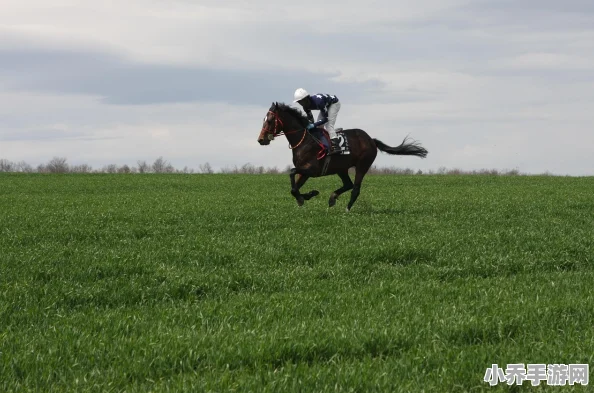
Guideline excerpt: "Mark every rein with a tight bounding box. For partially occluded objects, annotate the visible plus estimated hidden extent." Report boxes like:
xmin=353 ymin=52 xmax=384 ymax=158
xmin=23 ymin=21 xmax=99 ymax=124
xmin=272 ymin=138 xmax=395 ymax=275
xmin=263 ymin=110 xmax=308 ymax=149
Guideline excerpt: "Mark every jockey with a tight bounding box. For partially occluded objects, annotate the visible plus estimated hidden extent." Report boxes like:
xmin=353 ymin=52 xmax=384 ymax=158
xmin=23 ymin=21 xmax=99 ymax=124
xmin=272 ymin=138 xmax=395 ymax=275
xmin=293 ymin=88 xmax=342 ymax=155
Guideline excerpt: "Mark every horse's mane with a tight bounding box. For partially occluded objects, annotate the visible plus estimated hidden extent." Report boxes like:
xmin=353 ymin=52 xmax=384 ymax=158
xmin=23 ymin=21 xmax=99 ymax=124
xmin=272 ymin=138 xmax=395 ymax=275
xmin=273 ymin=102 xmax=309 ymax=127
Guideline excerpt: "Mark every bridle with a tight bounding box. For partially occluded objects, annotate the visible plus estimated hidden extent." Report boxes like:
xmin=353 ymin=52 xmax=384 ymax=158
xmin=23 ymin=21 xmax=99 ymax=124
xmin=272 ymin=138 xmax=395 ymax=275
xmin=261 ymin=110 xmax=307 ymax=150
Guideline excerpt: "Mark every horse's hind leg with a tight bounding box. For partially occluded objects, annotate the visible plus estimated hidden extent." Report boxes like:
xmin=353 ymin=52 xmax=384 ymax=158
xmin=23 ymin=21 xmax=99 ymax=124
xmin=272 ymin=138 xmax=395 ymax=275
xmin=329 ymin=170 xmax=354 ymax=208
xmin=347 ymin=164 xmax=371 ymax=212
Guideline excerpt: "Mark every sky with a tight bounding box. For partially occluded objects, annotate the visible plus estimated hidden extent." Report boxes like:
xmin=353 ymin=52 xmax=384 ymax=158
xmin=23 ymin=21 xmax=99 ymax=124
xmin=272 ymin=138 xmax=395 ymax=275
xmin=1 ymin=0 xmax=593 ymax=175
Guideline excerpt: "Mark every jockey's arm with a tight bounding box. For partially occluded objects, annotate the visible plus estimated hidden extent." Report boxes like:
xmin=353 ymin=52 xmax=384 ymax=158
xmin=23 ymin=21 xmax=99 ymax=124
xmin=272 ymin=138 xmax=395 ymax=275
xmin=313 ymin=108 xmax=329 ymax=127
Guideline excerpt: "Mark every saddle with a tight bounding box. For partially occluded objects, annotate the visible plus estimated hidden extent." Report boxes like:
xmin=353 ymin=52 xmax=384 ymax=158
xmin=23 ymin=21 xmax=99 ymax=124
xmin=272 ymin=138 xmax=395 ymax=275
xmin=310 ymin=128 xmax=350 ymax=159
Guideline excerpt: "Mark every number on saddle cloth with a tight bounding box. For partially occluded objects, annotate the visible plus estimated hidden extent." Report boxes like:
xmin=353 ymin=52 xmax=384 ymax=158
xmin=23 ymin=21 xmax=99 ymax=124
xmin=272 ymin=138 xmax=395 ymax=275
xmin=335 ymin=129 xmax=350 ymax=155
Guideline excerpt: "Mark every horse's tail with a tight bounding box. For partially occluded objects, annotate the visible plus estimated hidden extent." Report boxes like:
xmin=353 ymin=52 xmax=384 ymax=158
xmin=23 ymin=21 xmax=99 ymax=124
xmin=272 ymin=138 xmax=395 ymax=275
xmin=373 ymin=136 xmax=428 ymax=158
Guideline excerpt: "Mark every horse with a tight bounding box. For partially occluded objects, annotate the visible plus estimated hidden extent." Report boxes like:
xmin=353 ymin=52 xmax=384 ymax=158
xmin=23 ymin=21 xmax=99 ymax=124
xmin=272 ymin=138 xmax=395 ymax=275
xmin=257 ymin=102 xmax=428 ymax=211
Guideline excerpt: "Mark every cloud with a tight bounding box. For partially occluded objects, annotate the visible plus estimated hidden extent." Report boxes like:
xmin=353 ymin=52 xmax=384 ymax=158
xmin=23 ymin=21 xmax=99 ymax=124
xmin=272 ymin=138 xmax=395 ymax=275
xmin=0 ymin=0 xmax=593 ymax=175
xmin=465 ymin=0 xmax=594 ymax=14
xmin=0 ymin=127 xmax=111 ymax=142
xmin=0 ymin=47 xmax=391 ymax=106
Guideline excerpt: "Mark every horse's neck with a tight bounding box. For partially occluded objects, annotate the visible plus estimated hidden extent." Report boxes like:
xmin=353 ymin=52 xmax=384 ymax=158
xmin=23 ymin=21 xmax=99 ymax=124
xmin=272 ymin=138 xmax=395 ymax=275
xmin=281 ymin=115 xmax=306 ymax=145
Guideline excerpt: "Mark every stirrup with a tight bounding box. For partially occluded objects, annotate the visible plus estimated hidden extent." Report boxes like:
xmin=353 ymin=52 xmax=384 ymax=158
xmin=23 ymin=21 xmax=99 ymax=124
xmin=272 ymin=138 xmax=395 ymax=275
xmin=328 ymin=138 xmax=341 ymax=154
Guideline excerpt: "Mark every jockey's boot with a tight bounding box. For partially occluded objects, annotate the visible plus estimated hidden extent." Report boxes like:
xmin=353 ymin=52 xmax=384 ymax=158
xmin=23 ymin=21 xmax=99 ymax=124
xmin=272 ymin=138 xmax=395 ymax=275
xmin=328 ymin=137 xmax=342 ymax=155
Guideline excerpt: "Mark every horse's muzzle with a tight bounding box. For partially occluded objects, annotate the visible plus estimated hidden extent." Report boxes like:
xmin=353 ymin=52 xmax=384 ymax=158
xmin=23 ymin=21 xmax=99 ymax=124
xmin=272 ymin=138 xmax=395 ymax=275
xmin=258 ymin=138 xmax=270 ymax=146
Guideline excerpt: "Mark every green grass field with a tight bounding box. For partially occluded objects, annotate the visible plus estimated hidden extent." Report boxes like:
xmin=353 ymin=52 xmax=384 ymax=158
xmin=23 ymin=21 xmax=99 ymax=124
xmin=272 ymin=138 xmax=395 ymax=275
xmin=1 ymin=174 xmax=593 ymax=392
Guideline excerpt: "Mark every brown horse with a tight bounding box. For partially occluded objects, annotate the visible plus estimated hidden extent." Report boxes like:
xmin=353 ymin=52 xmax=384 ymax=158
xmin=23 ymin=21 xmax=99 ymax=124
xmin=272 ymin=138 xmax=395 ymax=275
xmin=257 ymin=102 xmax=428 ymax=211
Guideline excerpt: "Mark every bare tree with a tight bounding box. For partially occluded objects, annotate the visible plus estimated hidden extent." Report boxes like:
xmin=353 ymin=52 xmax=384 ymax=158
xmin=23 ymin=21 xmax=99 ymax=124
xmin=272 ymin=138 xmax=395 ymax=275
xmin=241 ymin=163 xmax=256 ymax=174
xmin=152 ymin=157 xmax=166 ymax=173
xmin=0 ymin=156 xmax=533 ymax=175
xmin=118 ymin=164 xmax=131 ymax=174
xmin=71 ymin=164 xmax=93 ymax=173
xmin=152 ymin=157 xmax=174 ymax=173
xmin=46 ymin=157 xmax=69 ymax=173
xmin=16 ymin=161 xmax=34 ymax=173
xmin=199 ymin=162 xmax=213 ymax=174
xmin=104 ymin=164 xmax=118 ymax=174
xmin=137 ymin=160 xmax=150 ymax=174
xmin=0 ymin=159 xmax=14 ymax=172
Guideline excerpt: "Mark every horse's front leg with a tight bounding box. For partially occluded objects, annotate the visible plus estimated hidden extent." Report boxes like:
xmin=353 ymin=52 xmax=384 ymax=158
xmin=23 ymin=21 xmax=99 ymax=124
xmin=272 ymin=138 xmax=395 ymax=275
xmin=289 ymin=168 xmax=318 ymax=206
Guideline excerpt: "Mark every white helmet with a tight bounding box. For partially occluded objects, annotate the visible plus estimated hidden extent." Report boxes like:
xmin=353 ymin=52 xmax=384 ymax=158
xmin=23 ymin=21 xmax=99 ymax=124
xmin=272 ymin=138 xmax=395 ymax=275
xmin=293 ymin=88 xmax=309 ymax=102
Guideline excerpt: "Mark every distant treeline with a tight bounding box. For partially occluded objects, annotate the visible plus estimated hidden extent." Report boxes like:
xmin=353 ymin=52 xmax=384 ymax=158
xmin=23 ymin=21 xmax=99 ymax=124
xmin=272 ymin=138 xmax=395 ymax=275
xmin=0 ymin=157 xmax=547 ymax=176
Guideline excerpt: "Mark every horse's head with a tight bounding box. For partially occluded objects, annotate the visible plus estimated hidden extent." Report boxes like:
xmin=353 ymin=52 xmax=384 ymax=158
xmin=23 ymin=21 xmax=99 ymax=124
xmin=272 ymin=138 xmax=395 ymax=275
xmin=257 ymin=102 xmax=282 ymax=146
xmin=257 ymin=102 xmax=309 ymax=146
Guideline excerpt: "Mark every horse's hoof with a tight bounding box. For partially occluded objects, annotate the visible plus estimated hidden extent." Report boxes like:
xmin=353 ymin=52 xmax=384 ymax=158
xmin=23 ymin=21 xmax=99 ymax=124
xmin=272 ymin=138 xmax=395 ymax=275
xmin=328 ymin=192 xmax=338 ymax=208
xmin=311 ymin=190 xmax=319 ymax=197
xmin=346 ymin=207 xmax=351 ymax=213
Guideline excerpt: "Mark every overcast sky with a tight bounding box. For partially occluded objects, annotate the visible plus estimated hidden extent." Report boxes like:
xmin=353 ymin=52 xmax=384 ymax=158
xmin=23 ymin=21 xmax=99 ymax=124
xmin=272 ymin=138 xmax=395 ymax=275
xmin=1 ymin=0 xmax=593 ymax=174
